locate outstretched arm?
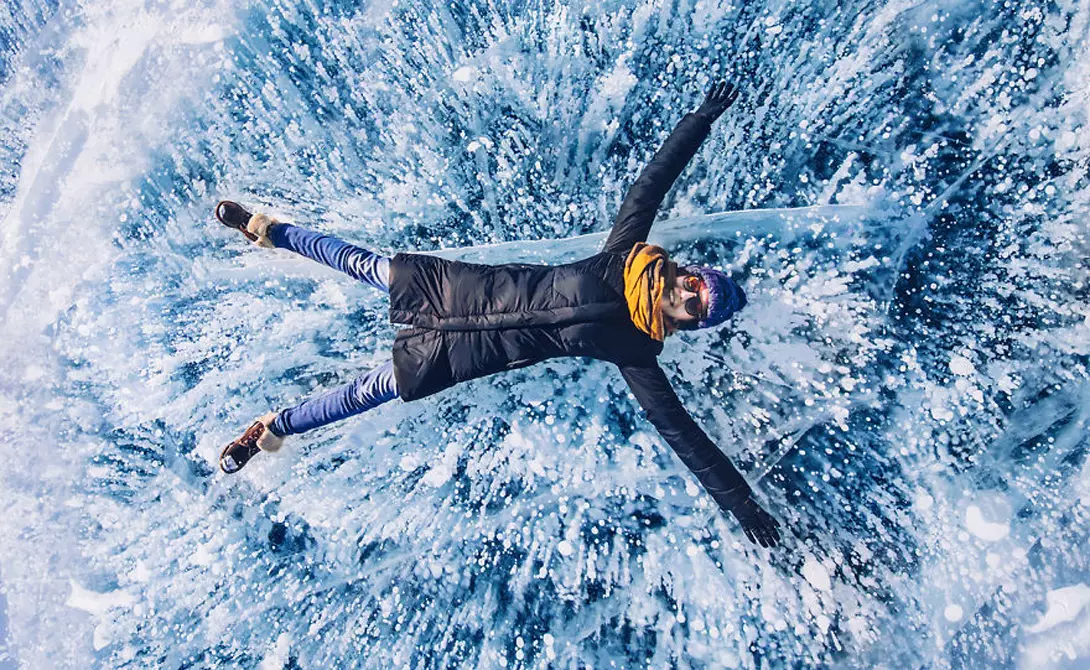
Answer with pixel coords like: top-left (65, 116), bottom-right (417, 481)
top-left (618, 361), bottom-right (782, 547)
top-left (601, 81), bottom-right (740, 255)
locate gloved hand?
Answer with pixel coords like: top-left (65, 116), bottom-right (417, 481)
top-left (730, 496), bottom-right (782, 547)
top-left (694, 81), bottom-right (740, 123)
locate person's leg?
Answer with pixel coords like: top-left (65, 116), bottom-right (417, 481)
top-left (262, 220), bottom-right (391, 293)
top-left (269, 360), bottom-right (399, 437)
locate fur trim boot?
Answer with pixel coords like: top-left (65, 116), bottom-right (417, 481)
top-left (256, 412), bottom-right (285, 452)
top-left (219, 411), bottom-right (285, 474)
top-left (246, 213), bottom-right (278, 249)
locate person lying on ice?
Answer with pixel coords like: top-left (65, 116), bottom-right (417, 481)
top-left (215, 81), bottom-right (782, 548)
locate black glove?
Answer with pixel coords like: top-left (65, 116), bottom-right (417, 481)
top-left (730, 496), bottom-right (782, 547)
top-left (694, 81), bottom-right (740, 123)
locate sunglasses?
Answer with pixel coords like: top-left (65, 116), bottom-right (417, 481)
top-left (680, 274), bottom-right (708, 320)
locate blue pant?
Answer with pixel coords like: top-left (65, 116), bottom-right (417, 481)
top-left (265, 223), bottom-right (399, 437)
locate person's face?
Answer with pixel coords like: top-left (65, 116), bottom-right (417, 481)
top-left (661, 272), bottom-right (708, 336)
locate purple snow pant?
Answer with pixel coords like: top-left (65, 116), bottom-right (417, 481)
top-left (265, 223), bottom-right (399, 437)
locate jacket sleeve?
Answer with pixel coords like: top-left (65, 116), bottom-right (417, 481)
top-left (618, 361), bottom-right (752, 511)
top-left (601, 113), bottom-right (714, 255)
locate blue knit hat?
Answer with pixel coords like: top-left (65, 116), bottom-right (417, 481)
top-left (683, 266), bottom-right (747, 329)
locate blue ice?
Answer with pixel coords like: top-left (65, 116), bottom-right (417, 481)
top-left (0, 0), bottom-right (1088, 667)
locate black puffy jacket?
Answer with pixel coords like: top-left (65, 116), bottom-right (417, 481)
top-left (388, 112), bottom-right (751, 511)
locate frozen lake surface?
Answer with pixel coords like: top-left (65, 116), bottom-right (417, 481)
top-left (1, 0), bottom-right (1088, 667)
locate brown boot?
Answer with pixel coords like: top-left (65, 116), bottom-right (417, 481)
top-left (214, 200), bottom-right (277, 248)
top-left (219, 413), bottom-right (284, 474)
top-left (215, 200), bottom-right (258, 242)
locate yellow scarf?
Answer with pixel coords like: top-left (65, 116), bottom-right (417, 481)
top-left (623, 242), bottom-right (674, 342)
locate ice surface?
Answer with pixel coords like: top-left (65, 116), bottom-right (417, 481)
top-left (965, 504), bottom-right (1010, 542)
top-left (1, 0), bottom-right (1089, 667)
top-left (1026, 584), bottom-right (1090, 635)
top-left (1020, 585), bottom-right (1090, 670)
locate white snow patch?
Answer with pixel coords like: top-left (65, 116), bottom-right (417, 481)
top-left (965, 505), bottom-right (1010, 542)
top-left (452, 65), bottom-right (476, 82)
top-left (65, 579), bottom-right (134, 615)
top-left (1026, 584), bottom-right (1090, 634)
top-left (190, 544), bottom-right (215, 567)
top-left (466, 136), bottom-right (492, 153)
top-left (914, 490), bottom-right (934, 511)
top-left (423, 463), bottom-right (453, 487)
top-left (132, 561), bottom-right (150, 583)
top-left (949, 354), bottom-right (975, 376)
top-left (928, 387), bottom-right (955, 421)
top-left (599, 62), bottom-right (636, 98)
top-left (847, 615), bottom-right (869, 638)
top-left (930, 403), bottom-right (955, 422)
top-left (399, 453), bottom-right (423, 471)
top-left (429, 560), bottom-right (444, 578)
top-left (944, 604), bottom-right (964, 622)
top-left (557, 540), bottom-right (574, 557)
top-left (801, 557), bottom-right (832, 592)
top-left (258, 633), bottom-right (293, 670)
top-left (1019, 585), bottom-right (1090, 669)
top-left (543, 633), bottom-right (556, 660)
top-left (92, 624), bottom-right (113, 651)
